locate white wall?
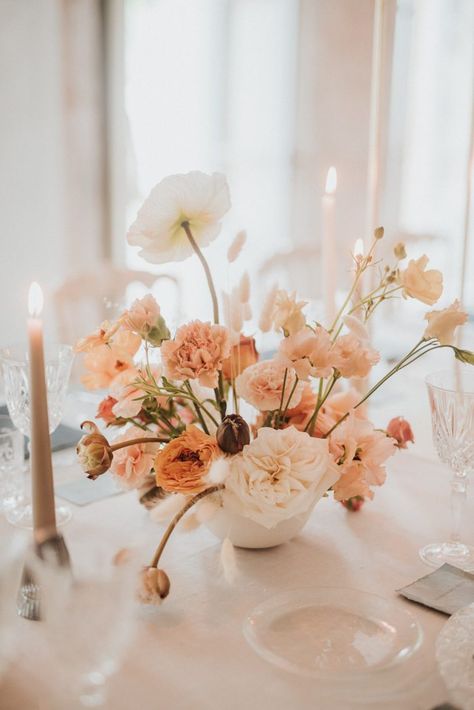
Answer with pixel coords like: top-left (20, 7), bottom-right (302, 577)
top-left (0, 0), bottom-right (105, 345)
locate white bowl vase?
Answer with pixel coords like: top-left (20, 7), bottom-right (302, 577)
top-left (205, 505), bottom-right (314, 549)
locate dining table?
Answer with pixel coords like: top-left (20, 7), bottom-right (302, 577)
top-left (1, 442), bottom-right (472, 710)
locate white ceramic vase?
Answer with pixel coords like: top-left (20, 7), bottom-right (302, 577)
top-left (205, 505), bottom-right (313, 549)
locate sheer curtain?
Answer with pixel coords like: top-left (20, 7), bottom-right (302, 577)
top-left (122, 0), bottom-right (299, 324)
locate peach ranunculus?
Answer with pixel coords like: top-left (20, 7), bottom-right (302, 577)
top-left (424, 299), bottom-right (468, 345)
top-left (222, 335), bottom-right (258, 380)
top-left (399, 255), bottom-right (443, 306)
top-left (236, 359), bottom-right (304, 412)
top-left (223, 426), bottom-right (340, 528)
top-left (75, 320), bottom-right (121, 353)
top-left (110, 426), bottom-right (161, 490)
top-left (330, 414), bottom-right (396, 501)
top-left (161, 320), bottom-right (231, 388)
top-left (154, 425), bottom-right (219, 494)
top-left (81, 330), bottom-right (141, 390)
top-left (120, 294), bottom-right (170, 345)
top-left (386, 416), bottom-right (414, 449)
top-left (332, 334), bottom-right (380, 378)
top-left (272, 290), bottom-right (307, 336)
top-left (277, 327), bottom-right (335, 380)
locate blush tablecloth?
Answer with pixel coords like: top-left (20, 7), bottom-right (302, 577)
top-left (2, 447), bottom-right (473, 710)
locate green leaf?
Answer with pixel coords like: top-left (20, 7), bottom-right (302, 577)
top-left (454, 348), bottom-right (474, 365)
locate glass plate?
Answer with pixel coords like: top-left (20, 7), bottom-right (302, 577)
top-left (243, 587), bottom-right (423, 682)
top-left (436, 602), bottom-right (474, 710)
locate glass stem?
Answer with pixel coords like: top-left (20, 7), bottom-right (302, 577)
top-left (449, 470), bottom-right (468, 547)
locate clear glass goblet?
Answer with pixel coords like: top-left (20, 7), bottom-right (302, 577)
top-left (0, 415), bottom-right (24, 511)
top-left (29, 528), bottom-right (139, 708)
top-left (0, 344), bottom-right (74, 529)
top-left (419, 369), bottom-right (474, 571)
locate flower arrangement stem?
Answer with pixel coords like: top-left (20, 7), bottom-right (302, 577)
top-left (322, 339), bottom-right (434, 438)
top-left (184, 381), bottom-right (210, 435)
top-left (150, 484), bottom-right (225, 568)
top-left (110, 436), bottom-right (169, 452)
top-left (182, 221), bottom-right (220, 325)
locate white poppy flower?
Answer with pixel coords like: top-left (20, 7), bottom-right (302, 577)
top-left (127, 171), bottom-right (231, 264)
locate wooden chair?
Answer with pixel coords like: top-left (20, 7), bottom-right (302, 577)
top-left (53, 262), bottom-right (181, 346)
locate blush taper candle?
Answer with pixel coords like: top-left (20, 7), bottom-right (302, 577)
top-left (27, 282), bottom-right (57, 537)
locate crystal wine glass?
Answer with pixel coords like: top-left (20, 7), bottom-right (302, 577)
top-left (419, 369), bottom-right (474, 571)
top-left (0, 344), bottom-right (74, 528)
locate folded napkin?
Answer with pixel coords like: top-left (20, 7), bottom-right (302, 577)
top-left (0, 405), bottom-right (81, 455)
top-left (398, 564), bottom-right (474, 615)
top-left (55, 473), bottom-right (124, 506)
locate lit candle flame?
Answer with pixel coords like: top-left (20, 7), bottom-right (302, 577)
top-left (353, 238), bottom-right (364, 258)
top-left (325, 166), bottom-right (337, 195)
top-left (28, 282), bottom-right (44, 317)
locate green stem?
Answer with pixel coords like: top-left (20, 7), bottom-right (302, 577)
top-left (278, 376), bottom-right (300, 428)
top-left (275, 368), bottom-right (288, 428)
top-left (110, 436), bottom-right (169, 452)
top-left (305, 374), bottom-right (339, 434)
top-left (182, 221), bottom-right (220, 324)
top-left (322, 339), bottom-right (432, 438)
top-left (150, 485), bottom-right (224, 568)
top-left (185, 381), bottom-right (210, 434)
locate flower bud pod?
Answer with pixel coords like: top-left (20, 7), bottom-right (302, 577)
top-left (393, 242), bottom-right (407, 260)
top-left (216, 414), bottom-right (250, 455)
top-left (77, 421), bottom-right (113, 479)
top-left (139, 566), bottom-right (171, 604)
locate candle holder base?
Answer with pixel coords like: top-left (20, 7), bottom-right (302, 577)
top-left (17, 533), bottom-right (71, 621)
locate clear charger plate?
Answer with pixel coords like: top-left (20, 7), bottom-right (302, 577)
top-left (243, 587), bottom-right (423, 691)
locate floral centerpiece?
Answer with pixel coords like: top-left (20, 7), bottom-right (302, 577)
top-left (76, 171), bottom-right (473, 604)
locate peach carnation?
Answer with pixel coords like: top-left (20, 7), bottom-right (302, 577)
top-left (236, 359), bottom-right (304, 412)
top-left (110, 426), bottom-right (160, 489)
top-left (277, 327), bottom-right (334, 380)
top-left (161, 320), bottom-right (230, 388)
top-left (424, 299), bottom-right (468, 345)
top-left (155, 425), bottom-right (220, 494)
top-left (332, 334), bottom-right (380, 378)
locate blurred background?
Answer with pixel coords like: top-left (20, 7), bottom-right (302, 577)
top-left (1, 0), bottom-right (473, 364)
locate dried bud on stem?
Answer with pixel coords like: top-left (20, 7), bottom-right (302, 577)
top-left (216, 414), bottom-right (250, 454)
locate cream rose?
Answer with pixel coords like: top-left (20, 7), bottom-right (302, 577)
top-left (223, 427), bottom-right (340, 528)
top-left (399, 255), bottom-right (443, 305)
top-left (424, 299), bottom-right (468, 345)
top-left (235, 359), bottom-right (304, 411)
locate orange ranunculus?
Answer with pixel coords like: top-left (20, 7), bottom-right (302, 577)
top-left (154, 425), bottom-right (219, 494)
top-left (222, 335), bottom-right (258, 380)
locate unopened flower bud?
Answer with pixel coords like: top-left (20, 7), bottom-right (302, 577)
top-left (340, 495), bottom-right (365, 512)
top-left (147, 315), bottom-right (171, 347)
top-left (139, 566), bottom-right (170, 604)
top-left (374, 226), bottom-right (384, 240)
top-left (216, 414), bottom-right (250, 455)
top-left (387, 416), bottom-right (414, 449)
top-left (77, 421), bottom-right (113, 479)
top-left (393, 241), bottom-right (407, 260)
